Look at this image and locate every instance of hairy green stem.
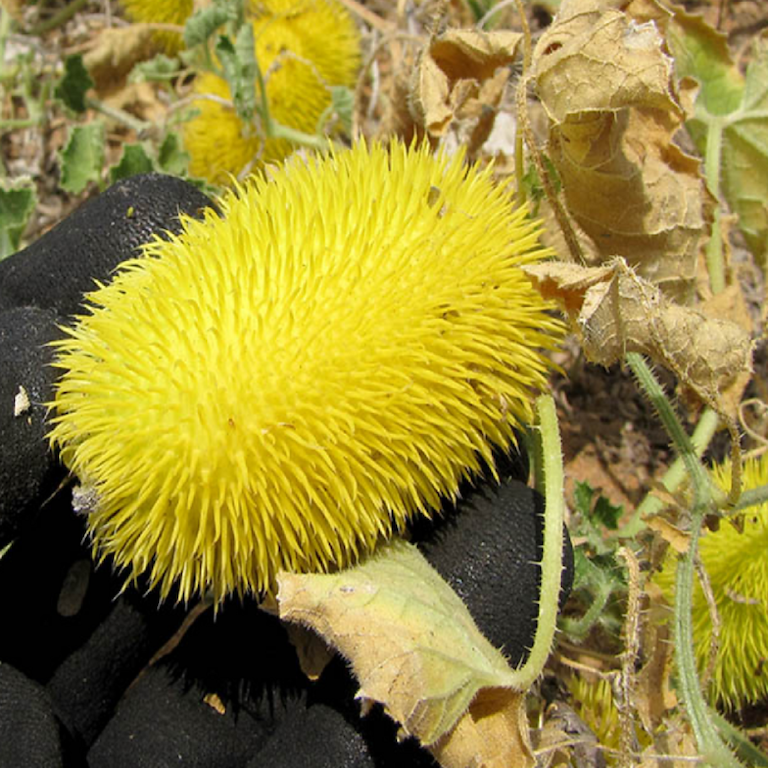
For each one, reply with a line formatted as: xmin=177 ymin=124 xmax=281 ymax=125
xmin=0 ymin=117 xmax=40 ymax=128
xmin=558 ymin=572 xmax=612 ymax=641
xmin=713 ymin=712 xmax=768 ymax=767
xmin=727 ymin=482 xmax=768 ymax=514
xmin=629 ymin=353 xmax=740 ymax=766
xmin=512 ymin=394 xmax=564 ymax=687
xmin=0 ymin=8 xmax=11 ymax=82
xmin=86 ymin=97 xmax=149 ymax=135
xmin=704 ymin=118 xmax=725 ymax=295
xmin=620 ymin=407 xmax=720 ymax=537
xmin=674 ymin=520 xmax=742 ymax=767
xmin=626 ymin=353 xmax=712 ymax=500
xmin=30 ymin=0 xmax=90 ymax=36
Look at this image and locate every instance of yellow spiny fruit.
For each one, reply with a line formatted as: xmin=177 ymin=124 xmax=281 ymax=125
xmin=49 ymin=141 xmax=562 ymax=604
xmin=656 ymin=454 xmax=768 ymax=708
xmin=120 ymin=0 xmax=193 ymax=53
xmin=184 ymin=0 xmax=360 ymax=185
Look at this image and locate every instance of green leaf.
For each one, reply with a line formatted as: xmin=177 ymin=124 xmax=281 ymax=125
xmin=520 ymin=155 xmax=560 ymax=218
xmin=0 ymin=177 xmax=37 ymax=260
xmin=54 ymin=54 xmax=94 ymax=114
xmin=128 ymin=53 xmax=181 ymax=84
xmin=573 ymin=480 xmax=623 ymax=531
xmin=330 ymin=86 xmax=354 ymax=134
xmin=593 ymin=494 xmax=623 ymax=530
xmin=183 ymin=5 xmax=232 ymax=48
xmin=109 ymin=143 xmax=156 ymax=184
xmin=59 ymin=122 xmax=106 ymax=194
xmin=573 ymin=479 xmax=595 ymax=519
xmin=277 ymin=539 xmax=525 ymax=745
xmin=157 ymin=133 xmax=190 ymax=176
xmin=215 ymin=25 xmax=258 ymax=126
xmin=668 ymin=12 xmax=742 ymax=116
xmin=668 ymin=13 xmax=768 ymax=265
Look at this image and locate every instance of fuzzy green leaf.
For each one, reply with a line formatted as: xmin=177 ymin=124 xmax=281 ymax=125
xmin=109 ymin=143 xmax=156 ymax=184
xmin=55 ymin=54 xmax=94 ymax=114
xmin=59 ymin=122 xmax=105 ymax=194
xmin=129 ymin=53 xmax=181 ymax=84
xmin=183 ymin=5 xmax=232 ymax=48
xmin=669 ymin=14 xmax=768 ymax=264
xmin=215 ymin=25 xmax=258 ymax=126
xmin=330 ymin=86 xmax=354 ymax=134
xmin=157 ymin=133 xmax=190 ymax=176
xmin=277 ymin=539 xmax=524 ymax=746
xmin=0 ymin=177 xmax=37 ymax=260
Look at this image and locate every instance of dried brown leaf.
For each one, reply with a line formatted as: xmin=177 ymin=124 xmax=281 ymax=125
xmin=285 ymin=623 xmax=334 ymax=682
xmin=531 ymin=0 xmax=713 ymax=298
xmin=635 ymin=600 xmax=677 ymax=731
xmin=409 ymin=29 xmax=523 ymax=154
xmin=83 ymin=24 xmax=156 ymax=92
xmin=524 ymin=259 xmax=754 ymax=416
xmin=646 ymin=516 xmax=690 ymax=554
xmin=533 ymin=0 xmax=676 ymax=123
xmin=430 ymin=688 xmax=533 ymax=768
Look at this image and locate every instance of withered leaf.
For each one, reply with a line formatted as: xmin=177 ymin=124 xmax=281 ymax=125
xmin=524 ymin=259 xmax=753 ymax=416
xmin=83 ymin=24 xmax=157 ymax=92
xmin=277 ymin=539 xmax=531 ymax=763
xmin=431 ymin=688 xmax=533 ymax=768
xmin=409 ymin=29 xmax=523 ymax=155
xmin=531 ymin=0 xmax=713 ymax=298
xmin=533 ymin=0 xmax=676 ymax=123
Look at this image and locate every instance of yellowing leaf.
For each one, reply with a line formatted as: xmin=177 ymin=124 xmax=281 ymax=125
xmin=523 ymin=259 xmax=753 ymax=416
xmin=531 ymin=0 xmax=713 ymax=298
xmin=277 ymin=539 xmax=529 ymax=752
xmin=431 ymin=688 xmax=532 ymax=768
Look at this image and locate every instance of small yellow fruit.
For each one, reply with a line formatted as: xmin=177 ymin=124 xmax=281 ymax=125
xmin=657 ymin=454 xmax=768 ymax=708
xmin=49 ymin=141 xmax=562 ymax=604
xmin=184 ymin=0 xmax=360 ymax=185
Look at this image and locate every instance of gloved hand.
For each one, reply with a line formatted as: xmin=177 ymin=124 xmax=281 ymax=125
xmin=0 ymin=174 xmax=572 ymax=768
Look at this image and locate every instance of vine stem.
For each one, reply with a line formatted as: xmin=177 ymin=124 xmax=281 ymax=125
xmin=627 ymin=352 xmax=742 ymax=768
xmin=619 ymin=407 xmax=720 ymax=537
xmin=510 ymin=394 xmax=564 ymax=688
xmin=675 ymin=520 xmax=742 ymax=767
xmin=29 ymin=0 xmax=89 ymax=36
xmin=704 ymin=117 xmax=725 ymax=296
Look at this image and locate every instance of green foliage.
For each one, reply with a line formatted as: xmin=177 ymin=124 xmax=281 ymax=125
xmin=668 ymin=16 xmax=768 ymax=265
xmin=108 ymin=134 xmax=192 ymax=184
xmin=58 ymin=122 xmax=106 ymax=194
xmin=573 ymin=480 xmax=623 ymax=547
xmin=109 ymin=143 xmax=155 ymax=184
xmin=0 ymin=177 xmax=37 ymax=259
xmin=183 ymin=3 xmax=237 ymax=49
xmin=157 ymin=133 xmax=191 ymax=177
xmin=318 ymin=86 xmax=355 ymax=135
xmin=185 ymin=8 xmax=230 ymax=49
xmin=559 ymin=480 xmax=626 ymax=641
xmin=520 ymin=156 xmax=561 ymax=217
xmin=215 ymin=24 xmax=259 ymax=126
xmin=54 ymin=54 xmax=94 ymax=114
xmin=128 ymin=54 xmax=182 ymax=84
